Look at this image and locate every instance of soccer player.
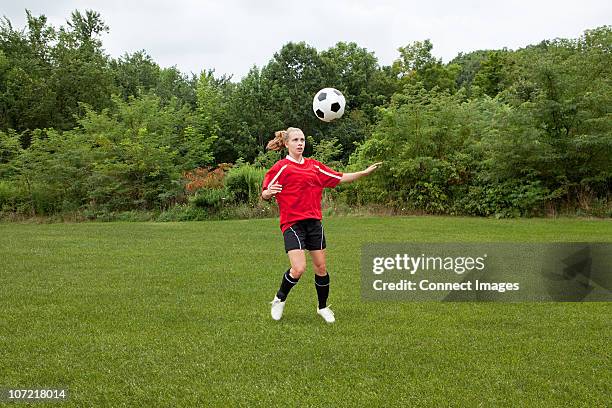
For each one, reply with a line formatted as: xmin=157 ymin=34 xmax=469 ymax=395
xmin=262 ymin=127 xmax=381 ymax=323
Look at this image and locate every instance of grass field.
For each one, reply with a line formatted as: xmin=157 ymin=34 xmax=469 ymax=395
xmin=1 ymin=216 xmax=611 ymax=407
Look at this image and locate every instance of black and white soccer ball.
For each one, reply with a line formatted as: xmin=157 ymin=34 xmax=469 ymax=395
xmin=312 ymin=88 xmax=346 ymax=122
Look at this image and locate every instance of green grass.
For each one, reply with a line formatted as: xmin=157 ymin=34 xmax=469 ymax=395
xmin=1 ymin=216 xmax=611 ymax=407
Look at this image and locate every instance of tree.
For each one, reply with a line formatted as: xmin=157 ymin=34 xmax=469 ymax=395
xmin=320 ymin=42 xmax=381 ymax=115
xmin=111 ymin=50 xmax=161 ymax=100
xmin=473 ymin=50 xmax=514 ymax=97
xmin=50 ymin=10 xmax=114 ymax=130
xmin=191 ymin=71 xmax=221 ymax=168
xmin=223 ymin=66 xmax=277 ymax=162
xmin=260 ymin=42 xmax=328 ymax=139
xmin=393 ymin=39 xmax=460 ymax=92
xmin=451 ymin=50 xmax=490 ymax=91
xmin=0 ymin=11 xmax=57 ymax=133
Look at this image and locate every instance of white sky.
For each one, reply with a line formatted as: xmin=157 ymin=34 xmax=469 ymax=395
xmin=2 ymin=0 xmax=610 ymax=80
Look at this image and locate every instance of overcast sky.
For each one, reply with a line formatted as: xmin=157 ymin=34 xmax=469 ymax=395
xmin=2 ymin=1 xmax=610 ymax=80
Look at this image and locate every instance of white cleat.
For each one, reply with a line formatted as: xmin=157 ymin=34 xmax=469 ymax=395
xmin=317 ymin=306 xmax=335 ymax=323
xmin=270 ymin=296 xmax=286 ymax=321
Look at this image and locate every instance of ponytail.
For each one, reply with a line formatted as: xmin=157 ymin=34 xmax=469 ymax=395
xmin=266 ymin=130 xmax=287 ymax=151
xmin=266 ymin=127 xmax=303 ymax=151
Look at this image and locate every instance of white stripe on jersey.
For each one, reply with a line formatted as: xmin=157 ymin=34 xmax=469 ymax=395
xmin=268 ymin=164 xmax=288 ymax=188
xmin=315 ymin=165 xmax=342 ymax=180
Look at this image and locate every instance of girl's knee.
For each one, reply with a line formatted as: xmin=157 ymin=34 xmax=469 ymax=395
xmin=313 ymin=263 xmax=327 ymax=276
xmin=290 ymin=265 xmax=306 ymax=278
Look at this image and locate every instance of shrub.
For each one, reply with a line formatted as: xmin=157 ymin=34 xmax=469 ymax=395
xmin=156 ymin=204 xmax=209 ymax=222
xmin=224 ymin=164 xmax=266 ymax=205
xmin=183 ymin=164 xmax=231 ymax=192
xmin=0 ymin=180 xmax=23 ymax=212
xmin=190 ymin=188 xmax=233 ymax=210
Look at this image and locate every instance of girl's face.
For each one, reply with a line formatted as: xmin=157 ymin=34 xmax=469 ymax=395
xmin=285 ymin=130 xmax=305 ymax=158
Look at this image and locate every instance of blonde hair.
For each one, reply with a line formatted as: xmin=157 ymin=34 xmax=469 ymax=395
xmin=266 ymin=127 xmax=303 ymax=151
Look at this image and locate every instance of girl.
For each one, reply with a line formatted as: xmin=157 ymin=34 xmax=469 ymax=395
xmin=261 ymin=127 xmax=381 ymax=323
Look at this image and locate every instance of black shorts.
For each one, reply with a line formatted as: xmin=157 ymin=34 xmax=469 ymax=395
xmin=283 ymin=219 xmax=326 ymax=252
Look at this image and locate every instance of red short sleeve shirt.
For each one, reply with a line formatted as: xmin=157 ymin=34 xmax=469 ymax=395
xmin=262 ymin=156 xmax=344 ymax=232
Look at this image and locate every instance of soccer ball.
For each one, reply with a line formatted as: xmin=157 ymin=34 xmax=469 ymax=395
xmin=312 ymin=88 xmax=346 ymax=122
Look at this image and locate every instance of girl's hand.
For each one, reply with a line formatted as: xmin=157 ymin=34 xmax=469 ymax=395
xmin=263 ymin=183 xmax=283 ymax=199
xmin=363 ymin=162 xmax=383 ymax=175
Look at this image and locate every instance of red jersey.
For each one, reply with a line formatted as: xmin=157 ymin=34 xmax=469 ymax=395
xmin=262 ymin=155 xmax=344 ymax=232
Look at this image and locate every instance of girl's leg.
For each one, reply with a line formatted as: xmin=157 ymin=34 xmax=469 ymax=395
xmin=271 ymin=249 xmax=306 ymax=321
xmin=310 ymin=250 xmax=330 ymax=310
xmin=275 ymin=249 xmax=306 ymax=301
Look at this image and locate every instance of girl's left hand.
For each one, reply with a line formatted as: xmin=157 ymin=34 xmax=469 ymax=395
xmin=363 ymin=162 xmax=383 ymax=175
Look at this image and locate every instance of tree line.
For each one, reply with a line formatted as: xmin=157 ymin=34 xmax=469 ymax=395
xmin=0 ymin=10 xmax=610 ymax=220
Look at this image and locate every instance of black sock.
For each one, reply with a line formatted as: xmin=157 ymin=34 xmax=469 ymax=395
xmin=315 ymin=274 xmax=330 ymax=309
xmin=276 ymin=269 xmax=299 ymax=301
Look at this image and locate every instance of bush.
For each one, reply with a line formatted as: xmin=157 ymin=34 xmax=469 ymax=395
xmin=183 ymin=164 xmax=231 ymax=192
xmin=456 ymin=180 xmax=550 ymax=217
xmin=190 ymin=188 xmax=233 ymax=210
xmin=0 ymin=180 xmax=23 ymax=212
xmin=224 ymin=164 xmax=266 ymax=205
xmin=407 ymin=181 xmax=450 ymax=214
xmin=156 ymin=204 xmax=209 ymax=222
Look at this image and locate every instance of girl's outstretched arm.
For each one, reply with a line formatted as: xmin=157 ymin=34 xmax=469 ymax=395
xmin=340 ymin=162 xmax=382 ymax=184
